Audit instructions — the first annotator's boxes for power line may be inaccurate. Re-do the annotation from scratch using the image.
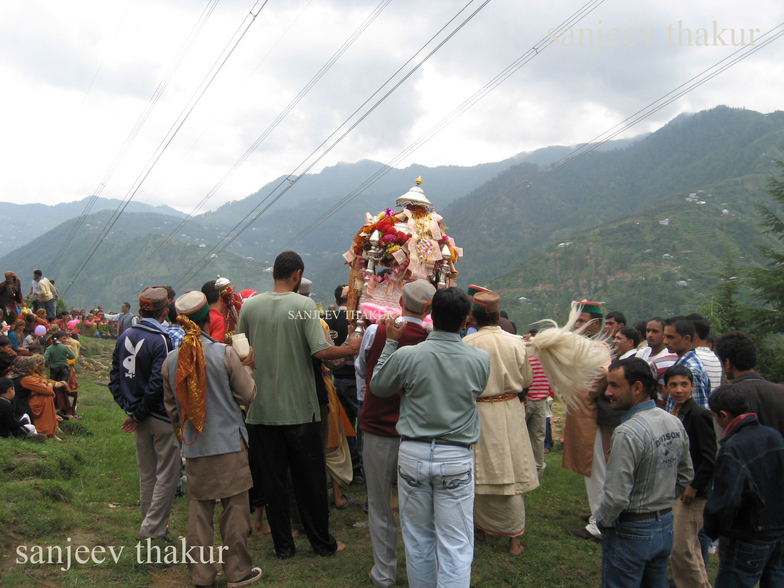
[20,0,138,239]
[448,22,784,232]
[173,0,493,288]
[120,0,392,287]
[49,0,222,271]
[61,0,268,298]
[248,0,314,77]
[284,0,606,248]
[137,0,317,207]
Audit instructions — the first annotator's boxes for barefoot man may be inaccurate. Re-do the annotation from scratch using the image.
[464,290,538,555]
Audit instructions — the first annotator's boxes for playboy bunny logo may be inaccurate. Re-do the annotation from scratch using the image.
[123,337,145,378]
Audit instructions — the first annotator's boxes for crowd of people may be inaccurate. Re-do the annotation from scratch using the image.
[0,269,155,443]
[562,306,784,588]
[1,269,123,441]
[3,256,784,588]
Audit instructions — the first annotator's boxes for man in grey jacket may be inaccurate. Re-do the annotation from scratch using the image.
[104,302,137,336]
[162,291,262,588]
[597,357,693,588]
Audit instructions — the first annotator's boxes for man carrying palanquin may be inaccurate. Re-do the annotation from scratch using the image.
[464,290,538,556]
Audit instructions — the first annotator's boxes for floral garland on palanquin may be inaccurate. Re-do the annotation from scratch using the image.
[347,206,460,280]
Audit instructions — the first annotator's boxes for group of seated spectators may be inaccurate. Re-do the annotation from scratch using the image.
[0,267,138,441]
[0,330,79,442]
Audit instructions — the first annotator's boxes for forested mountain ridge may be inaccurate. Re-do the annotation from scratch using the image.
[0,198,185,258]
[0,210,273,311]
[491,170,782,328]
[445,106,784,285]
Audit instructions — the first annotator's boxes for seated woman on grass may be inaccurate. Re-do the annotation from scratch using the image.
[44,331,78,419]
[81,314,95,337]
[5,355,65,438]
[8,320,30,355]
[61,332,81,393]
[34,309,49,330]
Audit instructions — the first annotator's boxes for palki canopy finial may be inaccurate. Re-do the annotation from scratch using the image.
[396,176,434,212]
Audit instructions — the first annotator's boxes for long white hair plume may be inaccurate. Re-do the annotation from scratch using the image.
[524,303,611,410]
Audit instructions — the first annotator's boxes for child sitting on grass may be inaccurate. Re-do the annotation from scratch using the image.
[0,377,47,442]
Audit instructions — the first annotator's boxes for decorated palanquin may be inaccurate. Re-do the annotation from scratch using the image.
[342,177,462,329]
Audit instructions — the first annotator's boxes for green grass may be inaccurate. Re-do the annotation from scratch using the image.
[1,337,719,586]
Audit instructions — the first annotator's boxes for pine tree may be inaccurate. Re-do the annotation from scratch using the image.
[700,257,745,334]
[748,160,784,333]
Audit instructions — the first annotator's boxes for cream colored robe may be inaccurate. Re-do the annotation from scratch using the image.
[464,326,539,535]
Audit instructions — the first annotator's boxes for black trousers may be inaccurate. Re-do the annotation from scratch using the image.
[50,365,70,383]
[246,424,266,510]
[253,421,337,557]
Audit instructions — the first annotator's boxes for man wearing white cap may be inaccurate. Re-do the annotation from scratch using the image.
[162,291,262,588]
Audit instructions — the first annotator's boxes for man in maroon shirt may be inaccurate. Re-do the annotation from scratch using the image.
[201,280,226,342]
[357,279,435,588]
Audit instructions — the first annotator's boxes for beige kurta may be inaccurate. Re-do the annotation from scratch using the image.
[464,326,538,536]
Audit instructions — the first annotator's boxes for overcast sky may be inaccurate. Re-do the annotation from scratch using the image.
[2,0,783,213]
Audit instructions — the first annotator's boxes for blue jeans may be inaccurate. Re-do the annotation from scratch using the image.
[715,537,784,588]
[544,416,553,450]
[698,525,710,566]
[601,512,674,588]
[397,439,475,588]
[44,298,56,321]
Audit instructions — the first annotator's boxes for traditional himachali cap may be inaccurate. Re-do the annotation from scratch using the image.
[472,291,500,314]
[575,300,604,315]
[139,287,169,311]
[175,291,210,323]
[172,291,208,441]
[298,278,312,295]
[240,289,258,300]
[467,284,490,298]
[401,279,436,314]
